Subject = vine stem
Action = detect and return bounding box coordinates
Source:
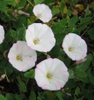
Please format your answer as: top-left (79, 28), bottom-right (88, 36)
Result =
top-left (4, 68), bottom-right (10, 83)
top-left (27, 0), bottom-right (34, 7)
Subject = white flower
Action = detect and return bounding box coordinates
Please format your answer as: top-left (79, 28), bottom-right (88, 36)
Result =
top-left (35, 58), bottom-right (69, 91)
top-left (0, 25), bottom-right (5, 44)
top-left (33, 4), bottom-right (52, 22)
top-left (8, 41), bottom-right (37, 72)
top-left (25, 23), bottom-right (56, 52)
top-left (62, 33), bottom-right (87, 61)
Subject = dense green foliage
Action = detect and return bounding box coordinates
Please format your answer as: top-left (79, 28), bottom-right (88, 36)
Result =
top-left (0, 0), bottom-right (94, 100)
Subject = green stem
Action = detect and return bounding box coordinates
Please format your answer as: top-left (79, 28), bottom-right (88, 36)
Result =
top-left (27, 0), bottom-right (34, 7)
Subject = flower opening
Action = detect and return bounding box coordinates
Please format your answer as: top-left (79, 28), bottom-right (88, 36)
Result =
top-left (33, 38), bottom-right (39, 44)
top-left (16, 54), bottom-right (23, 61)
top-left (68, 47), bottom-right (73, 52)
top-left (46, 72), bottom-right (53, 79)
top-left (37, 14), bottom-right (41, 18)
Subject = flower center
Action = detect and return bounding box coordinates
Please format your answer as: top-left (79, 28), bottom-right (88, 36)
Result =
top-left (16, 54), bottom-right (23, 61)
top-left (46, 73), bottom-right (53, 79)
top-left (37, 14), bottom-right (41, 18)
top-left (33, 38), bottom-right (39, 45)
top-left (68, 47), bottom-right (74, 52)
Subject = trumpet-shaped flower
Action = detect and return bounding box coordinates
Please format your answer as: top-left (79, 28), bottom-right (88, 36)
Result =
top-left (35, 58), bottom-right (69, 91)
top-left (0, 25), bottom-right (5, 44)
top-left (33, 4), bottom-right (52, 22)
top-left (8, 41), bottom-right (37, 72)
top-left (62, 33), bottom-right (87, 61)
top-left (26, 23), bottom-right (56, 52)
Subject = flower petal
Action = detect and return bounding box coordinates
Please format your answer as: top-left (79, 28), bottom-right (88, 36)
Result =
top-left (62, 33), bottom-right (87, 61)
top-left (8, 41), bottom-right (37, 72)
top-left (35, 58), bottom-right (69, 91)
top-left (0, 25), bottom-right (5, 44)
top-left (33, 4), bottom-right (52, 22)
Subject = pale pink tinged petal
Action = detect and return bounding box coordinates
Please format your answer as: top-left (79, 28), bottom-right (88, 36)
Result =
top-left (13, 41), bottom-right (23, 53)
top-left (8, 41), bottom-right (37, 72)
top-left (35, 58), bottom-right (69, 90)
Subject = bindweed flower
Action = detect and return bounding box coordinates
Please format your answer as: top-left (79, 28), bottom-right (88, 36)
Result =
top-left (33, 4), bottom-right (52, 22)
top-left (62, 33), bottom-right (87, 61)
top-left (0, 25), bottom-right (5, 44)
top-left (26, 23), bottom-right (56, 52)
top-left (35, 58), bottom-right (69, 91)
top-left (8, 41), bottom-right (37, 72)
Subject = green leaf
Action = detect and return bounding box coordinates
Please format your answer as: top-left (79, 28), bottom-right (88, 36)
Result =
top-left (0, 53), bottom-right (3, 60)
top-left (75, 87), bottom-right (80, 95)
top-left (17, 0), bottom-right (27, 8)
top-left (69, 69), bottom-right (74, 79)
top-left (0, 94), bottom-right (6, 100)
top-left (52, 18), bottom-right (67, 33)
top-left (17, 27), bottom-right (26, 40)
top-left (87, 69), bottom-right (94, 85)
top-left (24, 69), bottom-right (35, 79)
top-left (60, 1), bottom-right (66, 15)
top-left (52, 6), bottom-right (60, 16)
top-left (6, 93), bottom-right (15, 100)
top-left (29, 91), bottom-right (36, 100)
top-left (44, 0), bottom-right (55, 4)
top-left (34, 0), bottom-right (44, 4)
top-left (17, 76), bottom-right (27, 92)
top-left (44, 91), bottom-right (56, 100)
top-left (80, 17), bottom-right (92, 24)
top-left (56, 91), bottom-right (64, 100)
top-left (15, 94), bottom-right (24, 100)
top-left (92, 52), bottom-right (94, 66)
top-left (75, 54), bottom-right (92, 72)
top-left (49, 45), bottom-right (60, 58)
top-left (87, 27), bottom-right (94, 40)
top-left (68, 15), bottom-right (78, 27)
top-left (85, 5), bottom-right (91, 16)
top-left (75, 70), bottom-right (87, 78)
top-left (13, 16), bottom-right (27, 29)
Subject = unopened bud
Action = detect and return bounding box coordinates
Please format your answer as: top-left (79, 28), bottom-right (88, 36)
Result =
top-left (18, 10), bottom-right (30, 16)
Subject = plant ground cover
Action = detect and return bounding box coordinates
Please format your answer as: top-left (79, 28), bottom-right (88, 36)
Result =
top-left (0, 0), bottom-right (94, 100)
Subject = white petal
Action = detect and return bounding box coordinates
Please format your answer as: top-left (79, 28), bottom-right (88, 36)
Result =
top-left (35, 58), bottom-right (69, 91)
top-left (26, 23), bottom-right (56, 52)
top-left (33, 4), bottom-right (52, 22)
top-left (0, 25), bottom-right (5, 44)
top-left (62, 33), bottom-right (87, 61)
top-left (8, 41), bottom-right (37, 72)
